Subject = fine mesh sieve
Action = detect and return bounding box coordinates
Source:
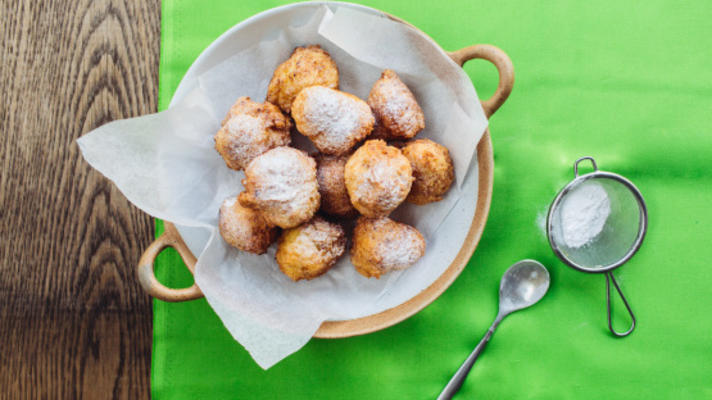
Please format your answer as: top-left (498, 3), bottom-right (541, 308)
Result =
top-left (547, 157), bottom-right (647, 337)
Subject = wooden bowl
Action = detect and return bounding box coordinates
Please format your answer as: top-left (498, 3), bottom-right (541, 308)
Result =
top-left (137, 3), bottom-right (514, 339)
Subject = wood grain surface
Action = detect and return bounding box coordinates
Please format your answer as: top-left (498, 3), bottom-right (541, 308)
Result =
top-left (0, 0), bottom-right (159, 398)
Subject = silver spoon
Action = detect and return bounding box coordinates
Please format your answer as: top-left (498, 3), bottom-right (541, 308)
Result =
top-left (438, 259), bottom-right (550, 400)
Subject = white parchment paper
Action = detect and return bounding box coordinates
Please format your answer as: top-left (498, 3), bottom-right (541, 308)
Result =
top-left (77, 5), bottom-right (487, 369)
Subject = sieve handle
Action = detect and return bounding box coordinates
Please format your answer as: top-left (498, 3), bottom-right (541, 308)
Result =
top-left (574, 156), bottom-right (599, 177)
top-left (605, 271), bottom-right (636, 337)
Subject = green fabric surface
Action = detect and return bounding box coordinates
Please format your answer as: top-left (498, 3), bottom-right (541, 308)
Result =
top-left (152, 1), bottom-right (712, 398)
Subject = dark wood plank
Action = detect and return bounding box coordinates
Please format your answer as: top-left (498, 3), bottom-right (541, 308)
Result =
top-left (0, 0), bottom-right (160, 398)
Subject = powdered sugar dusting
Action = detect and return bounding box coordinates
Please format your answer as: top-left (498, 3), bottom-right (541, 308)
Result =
top-left (380, 83), bottom-right (418, 131)
top-left (248, 147), bottom-right (316, 204)
top-left (380, 231), bottom-right (423, 269)
top-left (372, 218), bottom-right (424, 270)
top-left (226, 114), bottom-right (264, 143)
top-left (223, 196), bottom-right (237, 208)
top-left (297, 87), bottom-right (372, 153)
top-left (228, 113), bottom-right (262, 133)
top-left (368, 70), bottom-right (424, 139)
top-left (355, 157), bottom-right (411, 211)
top-left (216, 111), bottom-right (291, 170)
top-left (302, 218), bottom-right (346, 261)
top-left (345, 140), bottom-right (413, 217)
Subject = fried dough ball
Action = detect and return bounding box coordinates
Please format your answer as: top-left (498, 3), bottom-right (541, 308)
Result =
top-left (218, 197), bottom-right (279, 254)
top-left (351, 216), bottom-right (426, 278)
top-left (238, 147), bottom-right (320, 229)
top-left (214, 97), bottom-right (292, 171)
top-left (367, 69), bottom-right (425, 140)
top-left (266, 45), bottom-right (339, 114)
top-left (292, 86), bottom-right (375, 155)
top-left (316, 154), bottom-right (358, 218)
top-left (402, 139), bottom-right (455, 205)
top-left (276, 217), bottom-right (346, 281)
top-left (344, 140), bottom-right (413, 217)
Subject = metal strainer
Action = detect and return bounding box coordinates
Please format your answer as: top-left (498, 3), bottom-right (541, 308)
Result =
top-left (547, 157), bottom-right (647, 337)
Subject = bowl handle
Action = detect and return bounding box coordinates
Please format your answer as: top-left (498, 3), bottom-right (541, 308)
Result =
top-left (448, 44), bottom-right (514, 118)
top-left (137, 222), bottom-right (204, 302)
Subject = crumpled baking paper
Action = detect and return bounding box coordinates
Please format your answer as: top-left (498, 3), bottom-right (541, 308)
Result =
top-left (77, 5), bottom-right (487, 369)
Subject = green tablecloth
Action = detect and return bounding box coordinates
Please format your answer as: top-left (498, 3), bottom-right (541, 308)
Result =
top-left (153, 1), bottom-right (712, 398)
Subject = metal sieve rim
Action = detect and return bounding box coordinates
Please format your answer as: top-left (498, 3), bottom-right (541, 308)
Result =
top-left (546, 160), bottom-right (648, 274)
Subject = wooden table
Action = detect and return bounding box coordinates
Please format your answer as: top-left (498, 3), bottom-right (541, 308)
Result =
top-left (1, 1), bottom-right (159, 397)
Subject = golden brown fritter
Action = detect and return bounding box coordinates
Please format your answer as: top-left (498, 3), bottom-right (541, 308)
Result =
top-left (344, 139), bottom-right (413, 217)
top-left (218, 197), bottom-right (279, 254)
top-left (276, 217), bottom-right (346, 281)
top-left (238, 147), bottom-right (320, 229)
top-left (315, 154), bottom-right (358, 218)
top-left (367, 69), bottom-right (425, 140)
top-left (291, 86), bottom-right (374, 155)
top-left (266, 45), bottom-right (339, 114)
top-left (401, 139), bottom-right (455, 205)
top-left (350, 216), bottom-right (426, 278)
top-left (214, 97), bottom-right (292, 171)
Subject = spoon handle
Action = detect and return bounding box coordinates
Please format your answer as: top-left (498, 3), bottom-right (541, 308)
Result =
top-left (437, 322), bottom-right (498, 400)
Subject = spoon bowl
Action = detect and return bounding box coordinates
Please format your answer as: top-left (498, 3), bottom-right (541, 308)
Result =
top-left (498, 260), bottom-right (550, 316)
